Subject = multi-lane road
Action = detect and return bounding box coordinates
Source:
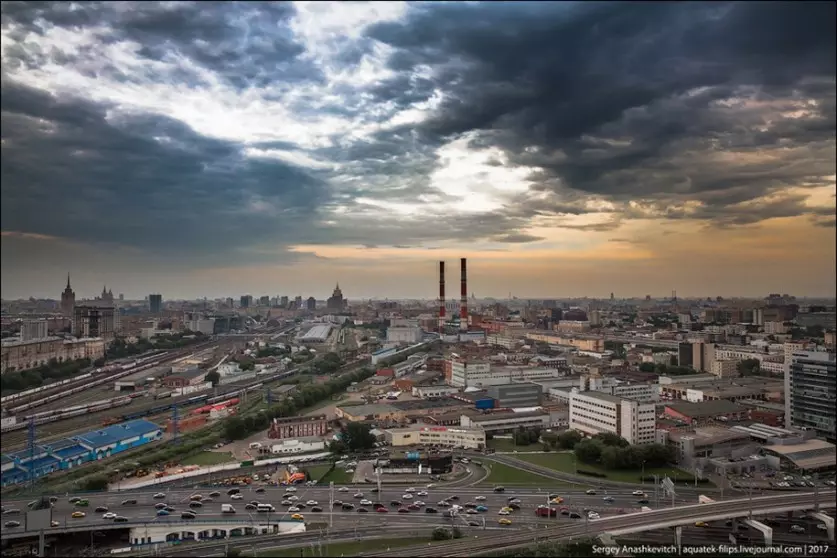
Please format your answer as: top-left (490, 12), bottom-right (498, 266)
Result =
top-left (1, 484), bottom-right (687, 534)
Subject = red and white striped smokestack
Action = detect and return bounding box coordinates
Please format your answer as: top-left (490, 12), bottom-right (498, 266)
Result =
top-left (439, 261), bottom-right (446, 334)
top-left (460, 257), bottom-right (468, 331)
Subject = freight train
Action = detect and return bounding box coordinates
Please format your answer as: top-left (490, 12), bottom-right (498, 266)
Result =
top-left (6, 349), bottom-right (199, 414)
top-left (191, 398), bottom-right (240, 415)
top-left (0, 396), bottom-right (133, 433)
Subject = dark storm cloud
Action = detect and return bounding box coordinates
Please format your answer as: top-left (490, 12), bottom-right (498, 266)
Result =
top-left (1, 1), bottom-right (318, 89)
top-left (0, 77), bottom-right (331, 266)
top-left (366, 1), bottom-right (836, 225)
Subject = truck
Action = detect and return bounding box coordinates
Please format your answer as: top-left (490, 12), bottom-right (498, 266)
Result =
top-left (221, 504), bottom-right (236, 514)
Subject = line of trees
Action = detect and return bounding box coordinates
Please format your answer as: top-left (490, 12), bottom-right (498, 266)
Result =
top-left (105, 331), bottom-right (206, 360)
top-left (222, 367), bottom-right (375, 441)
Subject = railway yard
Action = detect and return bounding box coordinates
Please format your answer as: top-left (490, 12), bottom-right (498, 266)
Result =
top-left (0, 329), bottom-right (297, 453)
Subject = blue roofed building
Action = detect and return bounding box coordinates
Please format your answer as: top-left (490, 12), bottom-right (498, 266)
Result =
top-left (44, 438), bottom-right (93, 469)
top-left (0, 419), bottom-right (162, 487)
top-left (74, 419), bottom-right (163, 460)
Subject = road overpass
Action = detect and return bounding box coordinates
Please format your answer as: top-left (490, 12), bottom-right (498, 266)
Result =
top-left (364, 490), bottom-right (836, 557)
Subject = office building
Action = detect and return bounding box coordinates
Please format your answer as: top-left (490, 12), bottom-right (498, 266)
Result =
top-left (786, 351), bottom-right (836, 443)
top-left (693, 342), bottom-right (716, 373)
top-left (569, 390), bottom-right (656, 445)
top-left (460, 410), bottom-right (550, 433)
top-left (485, 382), bottom-right (543, 408)
top-left (306, 297), bottom-right (317, 311)
top-left (149, 294), bottom-right (163, 314)
top-left (240, 295), bottom-right (253, 308)
top-left (327, 284), bottom-right (345, 311)
top-left (678, 342), bottom-right (693, 368)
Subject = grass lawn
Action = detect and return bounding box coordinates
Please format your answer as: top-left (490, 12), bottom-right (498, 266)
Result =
top-left (256, 536), bottom-right (437, 557)
top-left (180, 451), bottom-right (236, 466)
top-left (487, 438), bottom-right (531, 452)
top-left (513, 452), bottom-right (706, 485)
top-left (481, 461), bottom-right (586, 488)
top-left (305, 464), bottom-right (353, 484)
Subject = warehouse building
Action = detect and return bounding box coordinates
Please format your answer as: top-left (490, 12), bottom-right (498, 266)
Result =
top-left (663, 400), bottom-right (749, 425)
top-left (0, 420), bottom-right (162, 486)
top-left (384, 425), bottom-right (486, 450)
top-left (268, 414), bottom-right (329, 440)
top-left (161, 367), bottom-right (207, 389)
top-left (299, 325), bottom-right (332, 343)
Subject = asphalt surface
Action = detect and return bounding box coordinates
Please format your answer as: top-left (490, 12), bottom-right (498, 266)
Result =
top-left (1, 484), bottom-right (692, 533)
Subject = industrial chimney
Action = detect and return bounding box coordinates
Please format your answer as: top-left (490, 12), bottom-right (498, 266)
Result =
top-left (439, 261), bottom-right (446, 334)
top-left (460, 258), bottom-right (468, 331)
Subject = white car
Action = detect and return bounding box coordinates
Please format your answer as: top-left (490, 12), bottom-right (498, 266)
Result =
top-left (353, 493), bottom-right (364, 499)
top-left (588, 512), bottom-right (600, 519)
top-left (475, 496), bottom-right (487, 501)
top-left (231, 494), bottom-right (243, 500)
top-left (286, 487), bottom-right (297, 492)
top-left (288, 495), bottom-right (299, 501)
top-left (414, 501), bottom-right (425, 507)
top-left (339, 487), bottom-right (349, 493)
top-left (402, 494), bottom-right (413, 500)
top-left (586, 490), bottom-right (597, 495)
top-left (498, 510), bottom-right (510, 515)
top-left (632, 490), bottom-right (645, 496)
top-left (153, 493), bottom-right (166, 499)
top-left (360, 499), bottom-right (372, 506)
top-left (102, 513), bottom-right (117, 520)
top-left (405, 487), bottom-right (416, 493)
top-left (288, 507), bottom-right (300, 513)
top-left (306, 500), bottom-right (318, 506)
top-left (426, 484), bottom-right (435, 488)
top-left (417, 491), bottom-right (428, 497)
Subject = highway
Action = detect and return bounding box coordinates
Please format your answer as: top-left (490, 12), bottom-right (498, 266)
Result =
top-left (362, 490), bottom-right (837, 557)
top-left (1, 484), bottom-right (683, 535)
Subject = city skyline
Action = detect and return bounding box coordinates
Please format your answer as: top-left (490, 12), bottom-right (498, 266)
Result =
top-left (1, 2), bottom-right (835, 299)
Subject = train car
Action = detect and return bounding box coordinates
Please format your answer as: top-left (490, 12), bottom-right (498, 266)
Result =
top-left (154, 391), bottom-right (173, 400)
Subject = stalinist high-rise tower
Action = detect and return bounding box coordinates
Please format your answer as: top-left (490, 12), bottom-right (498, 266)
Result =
top-left (60, 273), bottom-right (76, 316)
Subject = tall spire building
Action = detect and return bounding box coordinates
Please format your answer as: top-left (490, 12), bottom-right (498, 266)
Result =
top-left (61, 273), bottom-right (76, 316)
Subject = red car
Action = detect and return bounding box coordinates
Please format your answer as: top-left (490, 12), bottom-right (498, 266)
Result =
top-left (376, 507), bottom-right (388, 513)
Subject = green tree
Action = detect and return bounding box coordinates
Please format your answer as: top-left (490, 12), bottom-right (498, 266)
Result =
top-left (557, 430), bottom-right (582, 449)
top-left (204, 370), bottom-right (221, 386)
top-left (592, 432), bottom-right (629, 448)
top-left (574, 439), bottom-right (603, 464)
top-left (342, 422), bottom-right (377, 451)
top-left (737, 358), bottom-right (760, 376)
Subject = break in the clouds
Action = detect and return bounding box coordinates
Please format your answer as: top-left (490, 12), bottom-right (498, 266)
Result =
top-left (1, 1), bottom-right (835, 276)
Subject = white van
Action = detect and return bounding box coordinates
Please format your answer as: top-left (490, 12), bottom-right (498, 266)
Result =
top-left (221, 504), bottom-right (236, 514)
top-left (249, 442), bottom-right (262, 450)
top-left (256, 504), bottom-right (275, 513)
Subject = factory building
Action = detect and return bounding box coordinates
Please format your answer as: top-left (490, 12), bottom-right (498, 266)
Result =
top-left (268, 414), bottom-right (329, 440)
top-left (0, 420), bottom-right (162, 486)
top-left (299, 325), bottom-right (332, 343)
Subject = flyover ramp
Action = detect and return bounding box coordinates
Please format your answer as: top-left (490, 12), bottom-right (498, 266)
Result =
top-left (363, 490), bottom-right (836, 557)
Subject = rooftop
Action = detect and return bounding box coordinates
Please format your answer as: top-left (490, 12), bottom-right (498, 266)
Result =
top-left (572, 391), bottom-right (626, 404)
top-left (763, 439), bottom-right (837, 470)
top-left (465, 410), bottom-right (548, 422)
top-left (168, 367), bottom-right (206, 380)
top-left (389, 397), bottom-right (466, 411)
top-left (74, 419), bottom-right (161, 448)
top-left (666, 400), bottom-right (747, 417)
top-left (338, 403), bottom-right (398, 417)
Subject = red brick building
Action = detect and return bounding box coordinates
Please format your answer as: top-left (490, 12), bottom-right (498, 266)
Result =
top-left (268, 414), bottom-right (329, 440)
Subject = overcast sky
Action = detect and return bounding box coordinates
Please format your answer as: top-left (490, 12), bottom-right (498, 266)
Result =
top-left (1, 1), bottom-right (835, 301)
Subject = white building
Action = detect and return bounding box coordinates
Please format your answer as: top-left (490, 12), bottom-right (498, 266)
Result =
top-left (185, 318), bottom-right (216, 335)
top-left (569, 390), bottom-right (656, 445)
top-left (609, 383), bottom-right (659, 403)
top-left (269, 438), bottom-right (326, 454)
top-left (384, 425), bottom-right (486, 450)
top-left (450, 362), bottom-right (563, 388)
top-left (413, 385), bottom-right (460, 398)
top-left (485, 335), bottom-right (520, 350)
top-left (20, 320), bottom-right (48, 342)
top-left (387, 326), bottom-right (423, 344)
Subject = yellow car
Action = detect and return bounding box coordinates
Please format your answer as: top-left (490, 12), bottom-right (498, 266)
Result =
top-left (499, 518), bottom-right (512, 526)
top-left (501, 506), bottom-right (514, 513)
top-left (550, 497), bottom-right (564, 504)
top-left (291, 514), bottom-right (304, 521)
top-left (695, 521), bottom-right (710, 528)
top-left (71, 512), bottom-right (86, 519)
